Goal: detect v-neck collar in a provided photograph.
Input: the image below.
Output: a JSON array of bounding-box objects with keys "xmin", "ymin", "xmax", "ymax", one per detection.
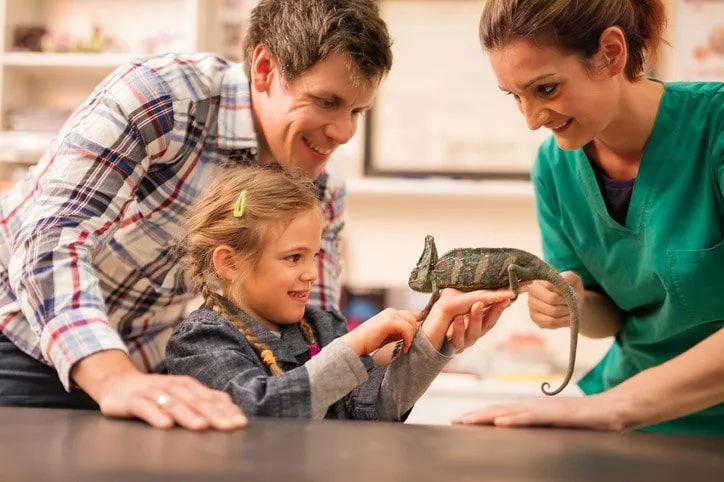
[
  {"xmin": 217, "ymin": 299, "xmax": 311, "ymax": 365},
  {"xmin": 577, "ymin": 82, "xmax": 672, "ymax": 234}
]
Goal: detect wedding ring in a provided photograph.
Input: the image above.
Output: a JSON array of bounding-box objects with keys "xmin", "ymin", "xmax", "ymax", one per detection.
[{"xmin": 156, "ymin": 394, "xmax": 171, "ymax": 407}]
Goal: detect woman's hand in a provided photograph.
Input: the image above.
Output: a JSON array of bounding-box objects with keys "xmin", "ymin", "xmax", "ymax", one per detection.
[
  {"xmin": 451, "ymin": 393, "xmax": 629, "ymax": 431},
  {"xmin": 526, "ymin": 271, "xmax": 583, "ymax": 329}
]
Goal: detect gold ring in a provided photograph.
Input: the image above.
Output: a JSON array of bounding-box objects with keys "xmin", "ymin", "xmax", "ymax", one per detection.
[{"xmin": 156, "ymin": 394, "xmax": 170, "ymax": 407}]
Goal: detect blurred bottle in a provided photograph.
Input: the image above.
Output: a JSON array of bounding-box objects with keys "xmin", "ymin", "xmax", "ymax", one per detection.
[{"xmin": 487, "ymin": 331, "xmax": 555, "ymax": 382}]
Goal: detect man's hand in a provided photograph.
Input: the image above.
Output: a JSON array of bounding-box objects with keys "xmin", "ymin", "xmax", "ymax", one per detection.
[{"xmin": 72, "ymin": 350, "xmax": 247, "ymax": 430}]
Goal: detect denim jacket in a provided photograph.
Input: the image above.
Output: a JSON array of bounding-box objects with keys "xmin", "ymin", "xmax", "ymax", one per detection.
[{"xmin": 165, "ymin": 300, "xmax": 454, "ymax": 420}]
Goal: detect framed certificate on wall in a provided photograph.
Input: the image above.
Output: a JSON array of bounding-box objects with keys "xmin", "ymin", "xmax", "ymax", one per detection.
[
  {"xmin": 674, "ymin": 0, "xmax": 724, "ymax": 81},
  {"xmin": 364, "ymin": 0, "xmax": 549, "ymax": 179}
]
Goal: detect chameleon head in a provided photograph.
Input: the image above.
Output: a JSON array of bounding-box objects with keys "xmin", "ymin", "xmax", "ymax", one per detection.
[{"xmin": 408, "ymin": 235, "xmax": 438, "ymax": 293}]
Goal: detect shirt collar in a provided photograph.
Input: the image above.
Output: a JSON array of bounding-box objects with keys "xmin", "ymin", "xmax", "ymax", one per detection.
[{"xmin": 216, "ymin": 64, "xmax": 259, "ymax": 152}]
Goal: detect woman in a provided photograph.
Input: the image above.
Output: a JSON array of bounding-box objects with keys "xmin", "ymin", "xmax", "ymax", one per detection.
[{"xmin": 454, "ymin": 0, "xmax": 724, "ymax": 435}]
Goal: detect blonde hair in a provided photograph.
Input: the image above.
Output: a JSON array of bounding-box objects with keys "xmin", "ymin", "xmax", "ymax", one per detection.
[
  {"xmin": 183, "ymin": 166, "xmax": 322, "ymax": 375},
  {"xmin": 479, "ymin": 0, "xmax": 667, "ymax": 81}
]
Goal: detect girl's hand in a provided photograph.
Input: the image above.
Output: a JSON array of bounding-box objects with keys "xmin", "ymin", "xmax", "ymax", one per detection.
[
  {"xmin": 526, "ymin": 271, "xmax": 583, "ymax": 329},
  {"xmin": 341, "ymin": 308, "xmax": 420, "ymax": 356},
  {"xmin": 424, "ymin": 288, "xmax": 514, "ymax": 351},
  {"xmin": 446, "ymin": 298, "xmax": 511, "ymax": 354}
]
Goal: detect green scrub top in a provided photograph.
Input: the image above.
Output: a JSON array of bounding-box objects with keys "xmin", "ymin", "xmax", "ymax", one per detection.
[{"xmin": 531, "ymin": 81, "xmax": 724, "ymax": 435}]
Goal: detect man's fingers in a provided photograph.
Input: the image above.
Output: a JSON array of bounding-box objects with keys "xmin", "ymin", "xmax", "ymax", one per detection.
[
  {"xmin": 128, "ymin": 397, "xmax": 174, "ymax": 429},
  {"xmin": 154, "ymin": 388, "xmax": 210, "ymax": 431},
  {"xmin": 168, "ymin": 379, "xmax": 247, "ymax": 431}
]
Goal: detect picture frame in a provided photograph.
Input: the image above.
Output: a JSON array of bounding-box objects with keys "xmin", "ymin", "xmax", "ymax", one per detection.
[
  {"xmin": 674, "ymin": 0, "xmax": 724, "ymax": 82},
  {"xmin": 363, "ymin": 0, "xmax": 549, "ymax": 180}
]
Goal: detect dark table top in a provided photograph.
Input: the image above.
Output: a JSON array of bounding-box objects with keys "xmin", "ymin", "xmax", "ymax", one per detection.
[{"xmin": 0, "ymin": 407, "xmax": 722, "ymax": 481}]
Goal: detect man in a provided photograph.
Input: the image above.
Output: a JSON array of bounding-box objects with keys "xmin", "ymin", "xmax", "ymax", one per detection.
[{"xmin": 0, "ymin": 0, "xmax": 392, "ymax": 430}]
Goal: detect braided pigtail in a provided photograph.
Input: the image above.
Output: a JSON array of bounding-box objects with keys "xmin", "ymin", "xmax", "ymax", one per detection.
[
  {"xmin": 199, "ymin": 278, "xmax": 284, "ymax": 376},
  {"xmin": 298, "ymin": 318, "xmax": 318, "ymax": 345}
]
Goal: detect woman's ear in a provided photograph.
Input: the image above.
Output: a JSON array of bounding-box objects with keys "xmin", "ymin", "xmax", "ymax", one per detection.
[
  {"xmin": 596, "ymin": 26, "xmax": 627, "ymax": 77},
  {"xmin": 250, "ymin": 45, "xmax": 275, "ymax": 92},
  {"xmin": 212, "ymin": 245, "xmax": 241, "ymax": 281}
]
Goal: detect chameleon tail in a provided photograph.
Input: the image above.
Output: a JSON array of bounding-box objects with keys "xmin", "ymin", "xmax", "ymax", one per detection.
[{"xmin": 539, "ymin": 269, "xmax": 580, "ymax": 396}]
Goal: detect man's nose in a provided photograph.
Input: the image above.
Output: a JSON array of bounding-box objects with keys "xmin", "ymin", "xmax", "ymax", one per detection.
[{"xmin": 324, "ymin": 113, "xmax": 357, "ymax": 145}]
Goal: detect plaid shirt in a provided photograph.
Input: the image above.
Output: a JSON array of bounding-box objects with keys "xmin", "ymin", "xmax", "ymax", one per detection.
[{"xmin": 0, "ymin": 53, "xmax": 345, "ymax": 390}]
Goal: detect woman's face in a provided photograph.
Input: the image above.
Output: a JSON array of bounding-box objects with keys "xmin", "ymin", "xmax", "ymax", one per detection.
[{"xmin": 488, "ymin": 40, "xmax": 619, "ymax": 151}]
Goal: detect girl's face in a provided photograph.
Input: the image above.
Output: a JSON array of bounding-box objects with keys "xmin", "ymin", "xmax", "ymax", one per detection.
[
  {"xmin": 233, "ymin": 208, "xmax": 323, "ymax": 330},
  {"xmin": 488, "ymin": 40, "xmax": 619, "ymax": 151}
]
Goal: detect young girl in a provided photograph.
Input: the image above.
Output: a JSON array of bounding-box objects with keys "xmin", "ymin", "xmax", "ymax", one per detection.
[
  {"xmin": 454, "ymin": 0, "xmax": 724, "ymax": 435},
  {"xmin": 165, "ymin": 167, "xmax": 512, "ymax": 420}
]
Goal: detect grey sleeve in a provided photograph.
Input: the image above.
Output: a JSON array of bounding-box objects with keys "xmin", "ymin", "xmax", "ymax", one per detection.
[
  {"xmin": 377, "ymin": 329, "xmax": 454, "ymax": 421},
  {"xmin": 305, "ymin": 337, "xmax": 369, "ymax": 419}
]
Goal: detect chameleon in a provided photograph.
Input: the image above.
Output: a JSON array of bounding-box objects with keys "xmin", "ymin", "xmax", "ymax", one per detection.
[{"xmin": 397, "ymin": 234, "xmax": 580, "ymax": 396}]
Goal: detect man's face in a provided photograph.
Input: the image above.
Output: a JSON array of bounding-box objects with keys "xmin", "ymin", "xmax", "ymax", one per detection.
[{"xmin": 250, "ymin": 49, "xmax": 379, "ymax": 179}]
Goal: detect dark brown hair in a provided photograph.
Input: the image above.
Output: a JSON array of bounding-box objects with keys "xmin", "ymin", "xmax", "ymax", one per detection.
[
  {"xmin": 183, "ymin": 166, "xmax": 322, "ymax": 375},
  {"xmin": 243, "ymin": 0, "xmax": 393, "ymax": 82},
  {"xmin": 479, "ymin": 0, "xmax": 667, "ymax": 80}
]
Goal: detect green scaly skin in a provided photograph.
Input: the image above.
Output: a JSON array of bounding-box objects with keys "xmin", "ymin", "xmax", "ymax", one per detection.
[{"xmin": 397, "ymin": 235, "xmax": 579, "ymax": 396}]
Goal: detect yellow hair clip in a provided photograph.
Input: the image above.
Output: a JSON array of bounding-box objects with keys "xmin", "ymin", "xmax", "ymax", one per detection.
[{"xmin": 233, "ymin": 189, "xmax": 247, "ymax": 218}]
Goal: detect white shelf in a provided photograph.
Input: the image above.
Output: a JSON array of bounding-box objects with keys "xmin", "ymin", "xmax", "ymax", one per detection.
[
  {"xmin": 405, "ymin": 372, "xmax": 583, "ymax": 425},
  {"xmin": 2, "ymin": 52, "xmax": 145, "ymax": 68},
  {"xmin": 0, "ymin": 131, "xmax": 55, "ymax": 164},
  {"xmin": 345, "ymin": 177, "xmax": 534, "ymax": 198}
]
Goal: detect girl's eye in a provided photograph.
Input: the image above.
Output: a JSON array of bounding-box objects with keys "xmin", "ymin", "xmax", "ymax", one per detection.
[
  {"xmin": 538, "ymin": 84, "xmax": 557, "ymax": 96},
  {"xmin": 506, "ymin": 91, "xmax": 521, "ymax": 102},
  {"xmin": 288, "ymin": 254, "xmax": 302, "ymax": 263}
]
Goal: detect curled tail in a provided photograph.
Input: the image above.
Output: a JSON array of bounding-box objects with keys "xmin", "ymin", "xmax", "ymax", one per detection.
[{"xmin": 539, "ymin": 269, "xmax": 579, "ymax": 396}]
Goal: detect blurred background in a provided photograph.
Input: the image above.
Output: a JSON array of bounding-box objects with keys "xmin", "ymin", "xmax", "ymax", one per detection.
[{"xmin": 0, "ymin": 0, "xmax": 721, "ymax": 423}]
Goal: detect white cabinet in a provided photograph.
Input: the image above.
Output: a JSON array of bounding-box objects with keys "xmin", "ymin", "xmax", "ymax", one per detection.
[
  {"xmin": 405, "ymin": 373, "xmax": 584, "ymax": 426},
  {"xmin": 0, "ymin": 0, "xmax": 250, "ymax": 186}
]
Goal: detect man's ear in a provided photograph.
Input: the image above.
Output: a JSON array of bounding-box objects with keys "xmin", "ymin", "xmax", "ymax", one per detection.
[
  {"xmin": 250, "ymin": 45, "xmax": 276, "ymax": 92},
  {"xmin": 212, "ymin": 245, "xmax": 241, "ymax": 281},
  {"xmin": 596, "ymin": 26, "xmax": 627, "ymax": 77}
]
